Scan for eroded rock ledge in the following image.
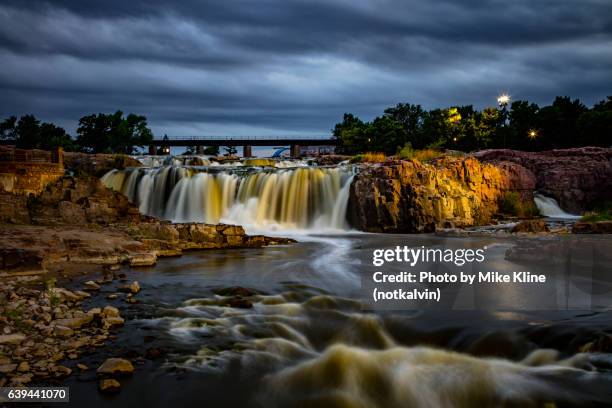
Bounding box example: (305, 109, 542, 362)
(0, 175, 293, 277)
(348, 156, 536, 233)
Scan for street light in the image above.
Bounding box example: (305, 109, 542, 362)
(497, 93, 510, 107)
(528, 129, 538, 140)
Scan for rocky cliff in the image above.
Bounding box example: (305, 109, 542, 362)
(0, 175, 293, 276)
(474, 147, 612, 213)
(348, 157, 536, 233)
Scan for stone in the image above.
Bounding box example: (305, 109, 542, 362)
(107, 294, 118, 300)
(99, 378, 121, 394)
(53, 314, 93, 329)
(572, 221, 612, 234)
(128, 253, 157, 267)
(83, 281, 101, 291)
(102, 306, 120, 318)
(119, 281, 140, 294)
(103, 317, 125, 327)
(17, 361, 29, 372)
(53, 365, 72, 377)
(0, 364, 17, 373)
(475, 147, 612, 213)
(77, 363, 88, 371)
(0, 333, 25, 344)
(349, 157, 536, 233)
(96, 358, 134, 376)
(511, 220, 550, 233)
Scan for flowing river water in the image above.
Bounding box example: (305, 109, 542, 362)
(78, 161, 612, 407)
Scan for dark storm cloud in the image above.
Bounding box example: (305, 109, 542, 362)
(0, 0, 610, 135)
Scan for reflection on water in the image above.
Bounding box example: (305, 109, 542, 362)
(102, 232, 612, 407)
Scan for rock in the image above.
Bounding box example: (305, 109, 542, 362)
(54, 325, 75, 337)
(475, 147, 612, 213)
(226, 297, 253, 309)
(53, 314, 93, 329)
(73, 290, 91, 299)
(107, 294, 119, 300)
(53, 365, 72, 377)
(572, 221, 612, 234)
(511, 220, 550, 233)
(103, 317, 125, 327)
(119, 281, 140, 294)
(128, 253, 157, 267)
(17, 361, 30, 372)
(102, 306, 120, 318)
(348, 157, 536, 233)
(0, 333, 25, 344)
(96, 358, 134, 376)
(77, 363, 88, 371)
(0, 364, 17, 373)
(83, 281, 101, 291)
(214, 287, 259, 297)
(99, 378, 121, 394)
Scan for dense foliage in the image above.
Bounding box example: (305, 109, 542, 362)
(0, 111, 153, 153)
(333, 96, 612, 155)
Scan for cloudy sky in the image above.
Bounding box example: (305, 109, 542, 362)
(0, 0, 610, 137)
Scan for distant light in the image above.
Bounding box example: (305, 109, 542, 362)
(528, 129, 538, 139)
(453, 137, 457, 142)
(497, 94, 511, 106)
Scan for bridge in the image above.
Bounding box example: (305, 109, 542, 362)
(150, 136, 337, 157)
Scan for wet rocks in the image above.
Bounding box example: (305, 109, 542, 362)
(0, 278, 133, 387)
(99, 378, 122, 393)
(511, 220, 550, 233)
(572, 221, 612, 234)
(97, 358, 134, 376)
(83, 281, 101, 291)
(119, 281, 140, 294)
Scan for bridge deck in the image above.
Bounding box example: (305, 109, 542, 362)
(153, 137, 337, 147)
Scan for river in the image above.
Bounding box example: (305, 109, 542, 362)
(68, 160, 612, 407)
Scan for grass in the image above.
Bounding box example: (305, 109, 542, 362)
(350, 152, 387, 163)
(581, 202, 612, 222)
(499, 191, 540, 217)
(396, 144, 444, 162)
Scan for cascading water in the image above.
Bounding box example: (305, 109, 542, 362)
(534, 192, 581, 219)
(101, 165, 354, 230)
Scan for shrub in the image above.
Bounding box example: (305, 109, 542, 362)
(499, 192, 540, 217)
(350, 152, 386, 163)
(581, 201, 612, 222)
(397, 143, 443, 162)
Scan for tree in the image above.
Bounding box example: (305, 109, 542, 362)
(15, 115, 41, 149)
(577, 96, 612, 147)
(538, 96, 587, 149)
(383, 103, 426, 148)
(223, 146, 237, 156)
(76, 111, 153, 154)
(203, 146, 219, 155)
(332, 113, 370, 154)
(0, 116, 17, 140)
(508, 101, 540, 150)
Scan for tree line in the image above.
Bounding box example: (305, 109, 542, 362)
(333, 96, 612, 155)
(0, 111, 153, 154)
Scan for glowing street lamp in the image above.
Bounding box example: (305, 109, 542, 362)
(528, 129, 538, 140)
(497, 93, 510, 107)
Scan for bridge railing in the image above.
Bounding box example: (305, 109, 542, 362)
(152, 136, 335, 141)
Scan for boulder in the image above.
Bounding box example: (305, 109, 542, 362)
(572, 221, 612, 234)
(0, 333, 25, 345)
(99, 378, 121, 394)
(348, 157, 536, 233)
(511, 220, 550, 233)
(97, 358, 134, 376)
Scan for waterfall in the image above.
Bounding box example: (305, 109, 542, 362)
(102, 166, 354, 230)
(533, 193, 581, 219)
